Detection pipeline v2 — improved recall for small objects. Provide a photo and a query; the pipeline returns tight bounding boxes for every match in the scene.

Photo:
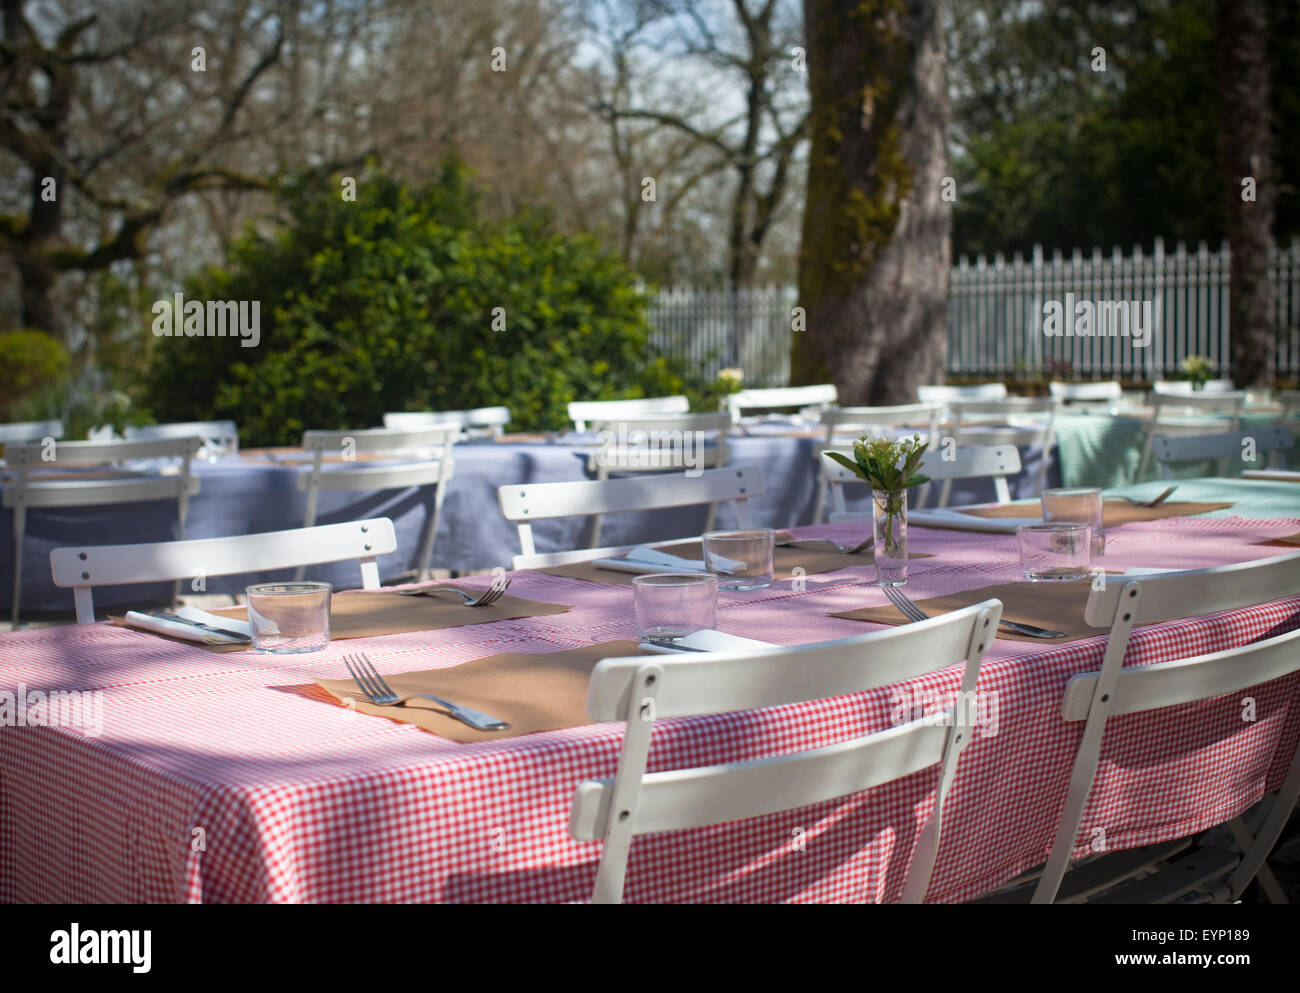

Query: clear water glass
[1042,486,1105,557]
[245,582,332,653]
[632,573,718,642]
[702,528,775,590]
[1017,523,1092,581]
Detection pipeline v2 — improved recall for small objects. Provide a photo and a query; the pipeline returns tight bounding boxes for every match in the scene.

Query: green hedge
[142,163,698,445]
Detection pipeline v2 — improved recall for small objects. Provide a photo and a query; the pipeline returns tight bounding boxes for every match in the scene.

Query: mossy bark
[1217,0,1275,387]
[791,0,951,403]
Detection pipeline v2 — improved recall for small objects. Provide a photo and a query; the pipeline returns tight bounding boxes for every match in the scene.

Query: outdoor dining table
[2,476,1297,903]
[1,428,1055,613]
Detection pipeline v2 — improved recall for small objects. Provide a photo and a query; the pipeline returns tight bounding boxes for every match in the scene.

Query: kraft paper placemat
[961,500,1234,528]
[540,534,930,587]
[313,639,646,742]
[1260,532,1300,548]
[113,587,572,652]
[832,579,1108,644]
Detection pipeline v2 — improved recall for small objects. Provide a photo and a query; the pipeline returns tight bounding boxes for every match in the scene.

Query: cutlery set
[398,580,511,606]
[343,652,511,730]
[881,584,1065,639]
[1118,485,1178,509]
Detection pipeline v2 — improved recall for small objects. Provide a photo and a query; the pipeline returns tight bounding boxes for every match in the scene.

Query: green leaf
[825,450,866,480]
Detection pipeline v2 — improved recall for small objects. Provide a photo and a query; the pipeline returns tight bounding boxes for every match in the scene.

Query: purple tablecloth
[1,435,1055,614]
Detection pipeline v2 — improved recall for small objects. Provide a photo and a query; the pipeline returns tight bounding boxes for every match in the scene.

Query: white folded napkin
[908,508,1041,534]
[594,544,744,575]
[124,605,252,645]
[1242,469,1300,482]
[638,629,778,654]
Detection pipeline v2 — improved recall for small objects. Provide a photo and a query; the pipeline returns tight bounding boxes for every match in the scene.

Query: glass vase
[872,488,909,586]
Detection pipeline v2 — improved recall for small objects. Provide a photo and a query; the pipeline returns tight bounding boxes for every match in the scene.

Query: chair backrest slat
[302,425,459,454]
[1153,427,1293,466]
[499,465,763,523]
[126,420,238,452]
[1048,381,1122,402]
[1060,627,1300,721]
[50,518,398,622]
[567,396,689,431]
[6,436,200,466]
[0,419,63,444]
[727,384,838,422]
[917,383,1008,403]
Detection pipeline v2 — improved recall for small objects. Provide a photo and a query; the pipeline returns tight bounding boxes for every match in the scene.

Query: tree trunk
[1217,0,1275,387]
[790,0,951,405]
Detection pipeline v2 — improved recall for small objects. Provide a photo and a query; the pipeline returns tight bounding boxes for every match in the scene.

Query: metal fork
[1119,485,1178,509]
[398,579,511,606]
[343,652,510,730]
[776,533,874,554]
[881,584,1065,639]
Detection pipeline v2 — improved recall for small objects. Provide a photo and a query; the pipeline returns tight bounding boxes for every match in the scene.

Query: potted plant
[824,434,929,585]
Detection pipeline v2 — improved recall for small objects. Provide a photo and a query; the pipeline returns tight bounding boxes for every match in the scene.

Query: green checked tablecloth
[1103,476,1300,519]
[1054,411,1298,488]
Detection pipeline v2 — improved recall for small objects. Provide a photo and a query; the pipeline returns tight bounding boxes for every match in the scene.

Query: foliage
[141,163,699,445]
[690,367,745,412]
[948,0,1298,257]
[0,330,69,420]
[1180,354,1214,387]
[824,434,930,494]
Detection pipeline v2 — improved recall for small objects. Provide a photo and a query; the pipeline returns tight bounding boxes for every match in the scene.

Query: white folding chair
[1277,390,1300,424]
[569,599,1003,903]
[586,411,732,544]
[727,384,838,426]
[50,518,398,622]
[382,406,511,439]
[1048,381,1122,406]
[0,419,63,445]
[813,404,942,523]
[1152,379,1236,394]
[126,420,239,457]
[1027,552,1300,904]
[917,383,1008,404]
[567,395,689,433]
[1137,389,1246,480]
[3,437,201,625]
[1153,427,1294,480]
[947,396,1057,503]
[498,465,764,569]
[821,444,1022,523]
[297,426,457,581]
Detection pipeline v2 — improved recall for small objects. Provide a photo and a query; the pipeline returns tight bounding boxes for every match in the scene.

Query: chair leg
[416,483,447,581]
[703,500,718,534]
[590,464,609,548]
[1228,816,1288,904]
[10,506,25,629]
[812,477,827,525]
[1226,738,1300,900]
[294,485,320,582]
[1137,431,1154,482]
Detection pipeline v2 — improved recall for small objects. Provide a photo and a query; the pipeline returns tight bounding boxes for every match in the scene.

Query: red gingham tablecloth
[2,514,1299,903]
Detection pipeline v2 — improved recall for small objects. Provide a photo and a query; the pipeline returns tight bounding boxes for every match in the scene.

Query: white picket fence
[648,238,1300,385]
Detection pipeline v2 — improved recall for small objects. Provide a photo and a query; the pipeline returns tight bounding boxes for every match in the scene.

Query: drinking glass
[632,573,718,642]
[245,581,332,653]
[1042,486,1105,556]
[1017,523,1092,581]
[702,528,775,590]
